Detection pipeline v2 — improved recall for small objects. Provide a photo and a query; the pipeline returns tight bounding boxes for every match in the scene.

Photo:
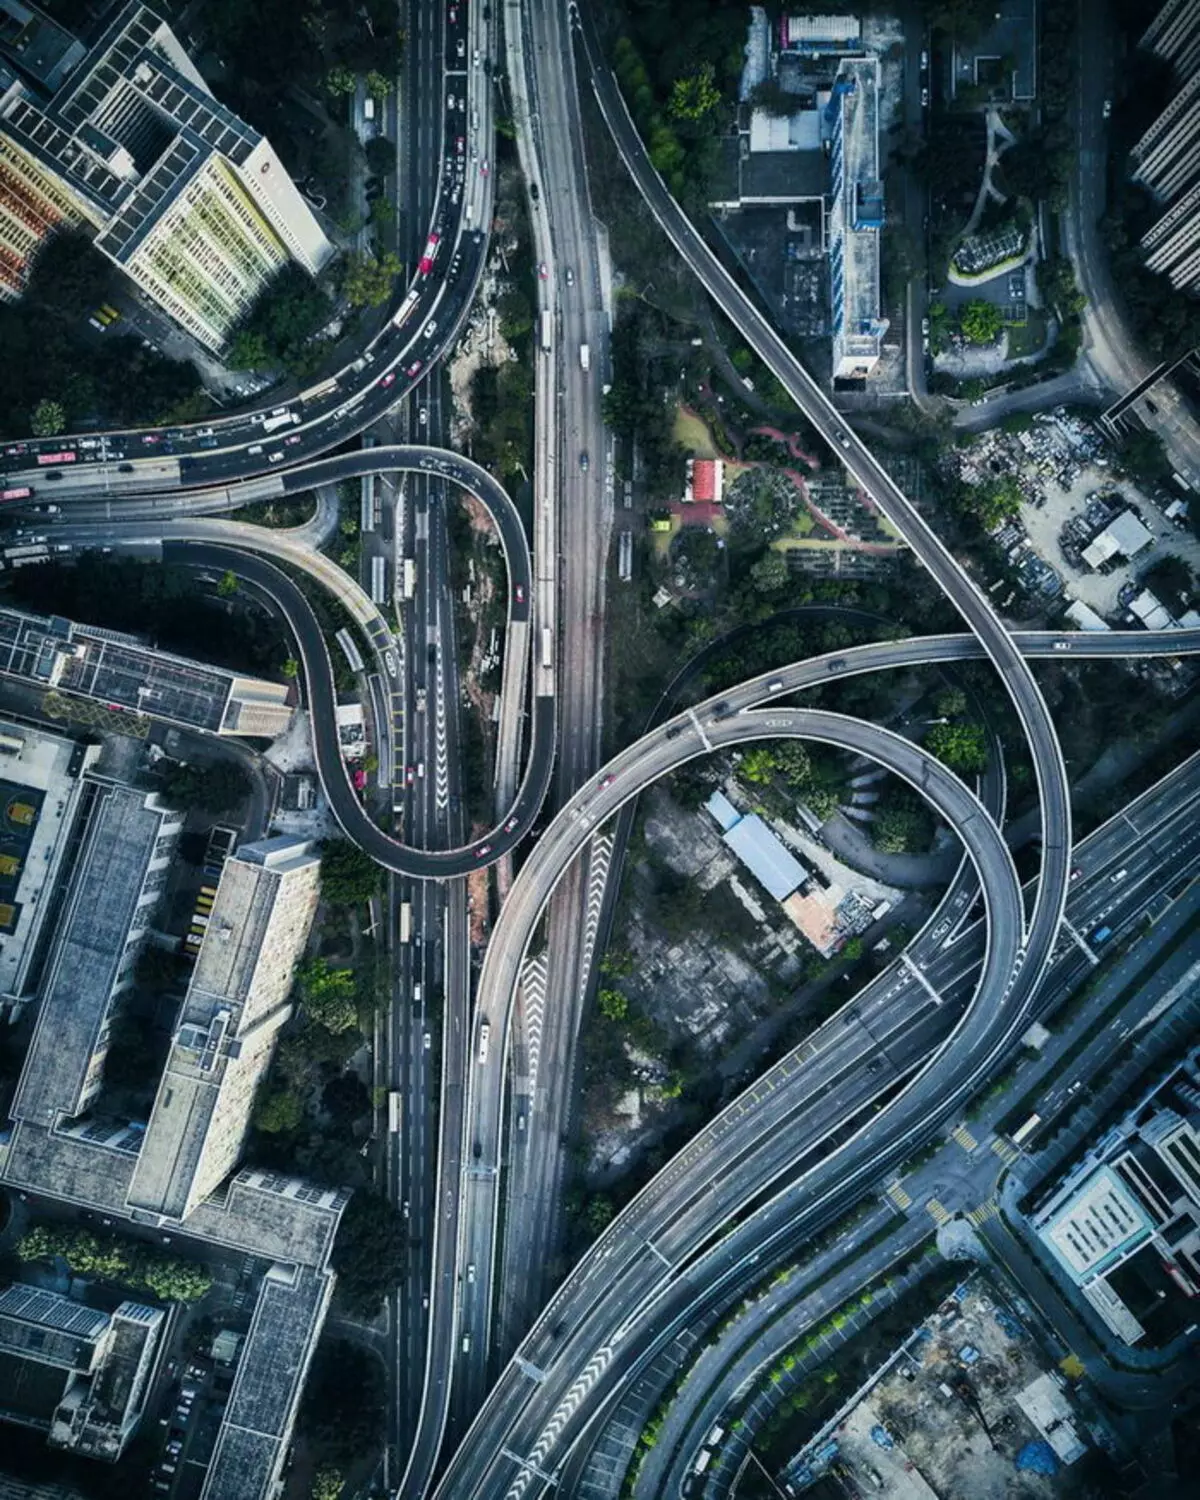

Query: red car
[405,766,415,785]
[406,360,423,376]
[600,774,616,790]
[474,844,492,859]
[379,371,396,388]
[285,434,302,445]
[514,583,525,604]
[142,433,160,445]
[538,263,548,280]
[456,136,465,156]
[504,817,519,834]
[480,159,489,176]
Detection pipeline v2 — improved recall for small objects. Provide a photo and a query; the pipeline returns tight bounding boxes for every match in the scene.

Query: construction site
[782,1275,1112,1499]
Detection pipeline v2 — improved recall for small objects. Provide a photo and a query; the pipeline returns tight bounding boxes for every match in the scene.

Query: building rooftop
[0,721,95,1006]
[780,14,861,50]
[829,58,887,378]
[0,1286,108,1372]
[0,607,291,736]
[12,783,175,1127]
[1033,1164,1154,1283]
[782,886,842,956]
[706,789,741,832]
[1128,588,1175,630]
[0,0,85,93]
[723,812,807,901]
[1,1124,346,1268]
[200,1265,331,1500]
[1065,599,1111,631]
[129,838,319,1221]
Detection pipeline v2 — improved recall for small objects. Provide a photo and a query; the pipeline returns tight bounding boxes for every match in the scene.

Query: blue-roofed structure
[723,812,807,901]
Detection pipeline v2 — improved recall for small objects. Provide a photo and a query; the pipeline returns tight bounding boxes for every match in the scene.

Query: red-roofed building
[685,458,724,504]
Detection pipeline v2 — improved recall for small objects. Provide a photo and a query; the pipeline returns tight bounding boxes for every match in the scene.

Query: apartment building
[0,0,332,349]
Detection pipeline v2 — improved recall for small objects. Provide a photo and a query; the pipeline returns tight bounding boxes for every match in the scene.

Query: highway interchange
[2,1,1199,1496]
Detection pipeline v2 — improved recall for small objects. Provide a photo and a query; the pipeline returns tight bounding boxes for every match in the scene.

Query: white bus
[399,901,412,944]
[388,1091,402,1133]
[335,627,364,674]
[541,627,553,669]
[402,558,416,599]
[370,554,388,606]
[540,310,552,353]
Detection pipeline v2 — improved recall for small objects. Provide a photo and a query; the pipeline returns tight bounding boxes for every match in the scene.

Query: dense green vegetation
[297,1338,385,1479]
[158,759,253,815]
[0,234,205,435]
[329,1191,407,1317]
[17,1222,212,1302]
[226,262,333,377]
[605,0,747,207]
[319,839,382,907]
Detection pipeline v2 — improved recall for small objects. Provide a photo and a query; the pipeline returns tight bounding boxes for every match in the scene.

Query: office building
[0,1284,163,1461]
[1030,1045,1200,1343]
[0,0,333,348]
[0,605,294,737]
[11,781,182,1127]
[826,58,887,379]
[129,836,321,1221]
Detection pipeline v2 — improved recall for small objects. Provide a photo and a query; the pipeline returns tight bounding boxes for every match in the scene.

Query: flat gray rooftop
[0,1127,346,1270]
[12,783,166,1125]
[0,608,232,731]
[200,1266,331,1500]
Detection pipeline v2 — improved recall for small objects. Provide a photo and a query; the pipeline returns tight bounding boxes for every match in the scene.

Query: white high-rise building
[0,0,333,349]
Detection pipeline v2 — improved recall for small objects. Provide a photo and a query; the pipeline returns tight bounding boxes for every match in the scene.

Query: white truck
[261,410,300,434]
[579,343,590,372]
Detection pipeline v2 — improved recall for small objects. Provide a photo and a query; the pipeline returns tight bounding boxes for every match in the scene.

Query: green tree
[750,549,790,592]
[669,63,720,123]
[320,839,382,906]
[281,657,300,678]
[342,250,403,308]
[934,686,967,717]
[959,300,1003,345]
[139,1257,213,1303]
[325,66,357,97]
[217,569,239,597]
[255,1087,303,1133]
[297,959,358,1034]
[330,1191,406,1316]
[925,720,989,773]
[584,1195,615,1235]
[597,988,628,1021]
[30,398,65,437]
[365,70,393,103]
[312,1468,344,1500]
[227,329,271,371]
[365,136,396,176]
[158,759,252,815]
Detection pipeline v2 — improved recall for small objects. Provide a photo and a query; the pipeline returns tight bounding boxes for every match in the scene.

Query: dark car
[579,451,589,471]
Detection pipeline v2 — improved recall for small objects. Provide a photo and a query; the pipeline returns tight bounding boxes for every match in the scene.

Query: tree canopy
[330,1191,407,1316]
[320,839,382,906]
[959,299,1003,345]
